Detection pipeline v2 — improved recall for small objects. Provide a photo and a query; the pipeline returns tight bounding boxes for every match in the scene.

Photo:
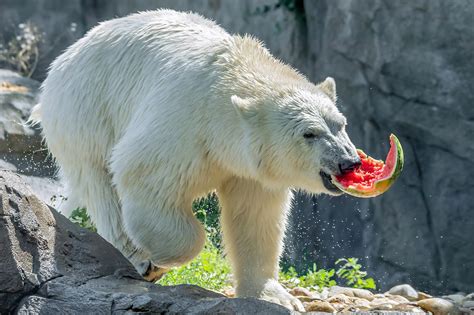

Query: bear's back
[40,10,232,158]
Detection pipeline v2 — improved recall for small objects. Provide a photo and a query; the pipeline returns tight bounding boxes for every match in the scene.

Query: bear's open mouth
[319,171,343,194]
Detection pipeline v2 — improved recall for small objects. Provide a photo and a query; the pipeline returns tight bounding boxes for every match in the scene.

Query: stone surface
[277,285,428,313]
[416,292,432,301]
[442,294,465,304]
[305,300,336,313]
[329,286,374,301]
[0,69,55,176]
[1,0,473,294]
[416,298,457,315]
[0,170,289,314]
[388,284,419,301]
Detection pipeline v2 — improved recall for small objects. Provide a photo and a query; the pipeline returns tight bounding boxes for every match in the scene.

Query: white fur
[32,10,359,311]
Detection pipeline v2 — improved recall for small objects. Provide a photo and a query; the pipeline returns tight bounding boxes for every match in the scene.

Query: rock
[352,298,372,310]
[391,304,426,313]
[289,286,312,297]
[0,170,290,314]
[388,284,419,301]
[318,287,330,300]
[370,297,399,308]
[417,292,433,301]
[442,294,465,304]
[461,293,474,308]
[0,70,55,177]
[327,293,351,304]
[328,286,374,300]
[384,293,411,304]
[305,300,336,313]
[465,293,474,300]
[417,298,457,315]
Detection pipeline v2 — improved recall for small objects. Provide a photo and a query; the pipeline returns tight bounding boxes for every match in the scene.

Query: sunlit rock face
[0,0,472,294]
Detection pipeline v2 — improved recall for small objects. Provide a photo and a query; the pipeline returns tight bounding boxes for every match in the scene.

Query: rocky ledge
[0,170,287,314]
[1,169,472,314]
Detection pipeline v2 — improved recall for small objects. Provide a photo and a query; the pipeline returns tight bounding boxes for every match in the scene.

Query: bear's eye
[303,132,317,139]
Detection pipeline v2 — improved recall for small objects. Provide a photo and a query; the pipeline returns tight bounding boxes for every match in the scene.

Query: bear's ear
[231,95,255,117]
[317,77,337,102]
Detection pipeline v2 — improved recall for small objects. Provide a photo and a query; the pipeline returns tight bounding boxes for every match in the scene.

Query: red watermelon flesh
[333,134,404,198]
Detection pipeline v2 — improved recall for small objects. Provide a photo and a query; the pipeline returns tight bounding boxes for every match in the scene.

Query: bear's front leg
[219,178,304,312]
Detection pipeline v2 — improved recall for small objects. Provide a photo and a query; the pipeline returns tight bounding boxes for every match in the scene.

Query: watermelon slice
[332,134,404,198]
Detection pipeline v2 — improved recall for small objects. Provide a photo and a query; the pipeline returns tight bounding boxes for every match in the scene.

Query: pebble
[289,287,312,297]
[295,296,316,302]
[384,293,411,303]
[328,286,374,300]
[351,297,372,310]
[417,297,456,315]
[417,291,432,301]
[318,287,329,299]
[327,293,351,304]
[464,292,474,300]
[392,303,426,313]
[370,297,399,306]
[305,300,336,313]
[387,283,419,301]
[442,294,465,304]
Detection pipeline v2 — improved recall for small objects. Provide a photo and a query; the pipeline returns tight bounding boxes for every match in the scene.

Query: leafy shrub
[193,192,222,249]
[69,207,96,232]
[336,258,376,289]
[0,22,42,77]
[279,264,336,290]
[159,241,232,291]
[280,259,376,291]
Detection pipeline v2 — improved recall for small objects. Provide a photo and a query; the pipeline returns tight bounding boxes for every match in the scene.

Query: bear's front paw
[260,279,305,312]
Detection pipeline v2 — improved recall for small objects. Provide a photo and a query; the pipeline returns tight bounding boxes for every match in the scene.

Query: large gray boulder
[0,170,289,314]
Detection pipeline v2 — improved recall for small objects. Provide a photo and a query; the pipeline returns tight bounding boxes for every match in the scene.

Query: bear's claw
[139,260,169,282]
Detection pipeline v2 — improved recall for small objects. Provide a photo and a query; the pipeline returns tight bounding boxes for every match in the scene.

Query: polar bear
[31,10,360,311]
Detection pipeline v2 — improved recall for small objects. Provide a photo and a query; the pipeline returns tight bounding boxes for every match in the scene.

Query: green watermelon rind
[332,134,404,198]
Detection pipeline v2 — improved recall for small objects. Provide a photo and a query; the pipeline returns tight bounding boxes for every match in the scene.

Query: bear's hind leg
[62,164,153,276]
[118,190,206,269]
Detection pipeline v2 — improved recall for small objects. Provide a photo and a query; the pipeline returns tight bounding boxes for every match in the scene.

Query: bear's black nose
[339,158,361,174]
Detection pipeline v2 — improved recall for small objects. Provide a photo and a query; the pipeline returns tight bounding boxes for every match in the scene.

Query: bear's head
[231,77,360,195]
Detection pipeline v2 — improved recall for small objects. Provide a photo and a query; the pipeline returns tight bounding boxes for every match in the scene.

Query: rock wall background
[1,0,473,294]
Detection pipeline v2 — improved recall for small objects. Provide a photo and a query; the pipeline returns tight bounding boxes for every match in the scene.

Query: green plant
[280,258,376,291]
[159,241,231,291]
[280,264,336,291]
[69,207,96,232]
[336,258,376,289]
[301,263,337,289]
[0,22,43,77]
[193,192,222,249]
